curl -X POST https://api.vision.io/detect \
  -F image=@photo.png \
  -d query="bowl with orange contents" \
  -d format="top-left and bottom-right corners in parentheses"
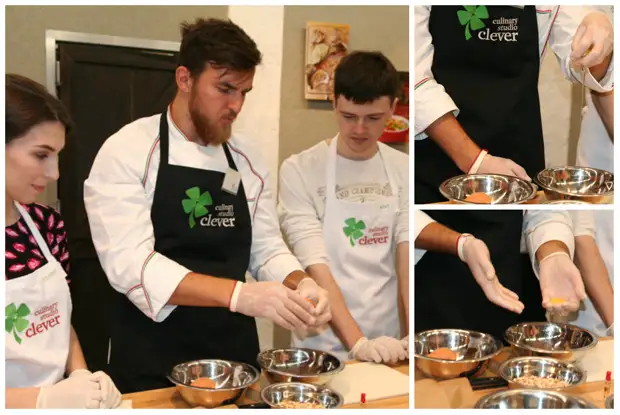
top-left (504, 322), bottom-right (597, 364)
top-left (167, 359), bottom-right (260, 408)
top-left (439, 174), bottom-right (537, 204)
top-left (414, 329), bottom-right (503, 380)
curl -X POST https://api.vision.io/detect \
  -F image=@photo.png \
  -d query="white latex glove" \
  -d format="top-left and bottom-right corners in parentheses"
top-left (461, 236), bottom-right (525, 314)
top-left (296, 277), bottom-right (332, 326)
top-left (400, 335), bottom-right (409, 354)
top-left (69, 369), bottom-right (121, 409)
top-left (350, 336), bottom-right (408, 364)
top-left (36, 373), bottom-right (103, 409)
top-left (232, 281), bottom-right (316, 331)
top-left (571, 11), bottom-right (613, 68)
top-left (539, 252), bottom-right (587, 315)
top-left (477, 153), bottom-right (531, 181)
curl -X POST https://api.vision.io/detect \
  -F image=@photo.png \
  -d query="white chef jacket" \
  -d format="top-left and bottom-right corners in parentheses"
top-left (415, 5), bottom-right (615, 139)
top-left (84, 110), bottom-right (303, 322)
top-left (414, 211), bottom-right (435, 265)
top-left (278, 140), bottom-right (408, 269)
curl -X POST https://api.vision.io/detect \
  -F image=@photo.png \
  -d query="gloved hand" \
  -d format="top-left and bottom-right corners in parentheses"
top-left (232, 281), bottom-right (316, 331)
top-left (400, 335), bottom-right (409, 354)
top-left (539, 252), bottom-right (587, 315)
top-left (350, 336), bottom-right (408, 364)
top-left (36, 373), bottom-right (103, 409)
top-left (477, 154), bottom-right (531, 181)
top-left (461, 235), bottom-right (525, 314)
top-left (296, 278), bottom-right (332, 326)
top-left (571, 11), bottom-right (613, 68)
top-left (69, 369), bottom-right (122, 409)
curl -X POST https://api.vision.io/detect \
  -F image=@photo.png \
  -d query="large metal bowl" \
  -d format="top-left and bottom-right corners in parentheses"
top-left (257, 348), bottom-right (344, 385)
top-left (498, 356), bottom-right (587, 391)
top-left (439, 174), bottom-right (537, 204)
top-left (605, 393), bottom-right (614, 409)
top-left (414, 329), bottom-right (503, 380)
top-left (261, 382), bottom-right (343, 409)
top-left (474, 389), bottom-right (598, 409)
top-left (536, 166), bottom-right (614, 204)
top-left (504, 322), bottom-right (598, 364)
top-left (167, 359), bottom-right (260, 408)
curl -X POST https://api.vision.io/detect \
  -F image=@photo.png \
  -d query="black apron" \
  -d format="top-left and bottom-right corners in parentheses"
top-left (415, 6), bottom-right (546, 341)
top-left (107, 110), bottom-right (260, 393)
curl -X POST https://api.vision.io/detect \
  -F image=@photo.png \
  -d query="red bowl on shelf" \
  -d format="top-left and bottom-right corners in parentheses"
top-left (380, 114), bottom-right (409, 143)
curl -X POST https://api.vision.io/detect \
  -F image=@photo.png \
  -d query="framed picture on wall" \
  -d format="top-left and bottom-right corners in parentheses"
top-left (379, 71), bottom-right (409, 144)
top-left (304, 21), bottom-right (350, 101)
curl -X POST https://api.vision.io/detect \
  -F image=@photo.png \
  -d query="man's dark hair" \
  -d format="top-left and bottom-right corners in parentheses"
top-left (179, 18), bottom-right (262, 77)
top-left (334, 51), bottom-right (400, 104)
top-left (6, 74), bottom-right (73, 144)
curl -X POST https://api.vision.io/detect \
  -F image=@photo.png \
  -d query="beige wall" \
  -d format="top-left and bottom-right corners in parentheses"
top-left (279, 6), bottom-right (409, 164)
top-left (6, 5), bottom-right (228, 205)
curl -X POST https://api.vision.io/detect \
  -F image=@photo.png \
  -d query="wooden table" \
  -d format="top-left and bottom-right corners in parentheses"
top-left (414, 339), bottom-right (613, 409)
top-left (123, 361), bottom-right (410, 409)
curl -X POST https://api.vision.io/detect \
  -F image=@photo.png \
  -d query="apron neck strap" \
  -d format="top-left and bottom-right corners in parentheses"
top-left (13, 202), bottom-right (54, 261)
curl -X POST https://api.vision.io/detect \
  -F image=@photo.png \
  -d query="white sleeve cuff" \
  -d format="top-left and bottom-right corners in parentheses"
top-left (414, 80), bottom-right (460, 140)
top-left (256, 253), bottom-right (304, 283)
top-left (567, 60), bottom-right (614, 93)
top-left (294, 235), bottom-right (330, 270)
top-left (526, 222), bottom-right (575, 279)
top-left (568, 211), bottom-right (596, 238)
top-left (134, 252), bottom-right (191, 322)
top-left (414, 211), bottom-right (436, 241)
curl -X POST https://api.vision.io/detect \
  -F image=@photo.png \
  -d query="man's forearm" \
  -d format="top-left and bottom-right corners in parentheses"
top-left (415, 221), bottom-right (460, 254)
top-left (306, 263), bottom-right (364, 350)
top-left (425, 112), bottom-right (481, 172)
top-left (535, 240), bottom-right (570, 263)
top-left (6, 388), bottom-right (40, 409)
top-left (65, 326), bottom-right (88, 375)
top-left (574, 236), bottom-right (614, 327)
top-left (396, 242), bottom-right (409, 334)
top-left (168, 273), bottom-right (237, 307)
top-left (591, 89), bottom-right (613, 141)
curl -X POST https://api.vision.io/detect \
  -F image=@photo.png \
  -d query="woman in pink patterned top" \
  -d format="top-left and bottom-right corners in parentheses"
top-left (5, 74), bottom-right (120, 409)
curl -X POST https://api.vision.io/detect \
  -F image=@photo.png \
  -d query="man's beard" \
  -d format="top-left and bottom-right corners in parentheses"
top-left (189, 92), bottom-right (232, 146)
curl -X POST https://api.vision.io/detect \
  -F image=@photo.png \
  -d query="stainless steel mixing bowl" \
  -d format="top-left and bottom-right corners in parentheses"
top-left (257, 348), bottom-right (344, 385)
top-left (474, 389), bottom-right (598, 409)
top-left (504, 322), bottom-right (597, 364)
top-left (167, 359), bottom-right (260, 408)
top-left (414, 329), bottom-right (503, 380)
top-left (498, 356), bottom-right (587, 391)
top-left (439, 174), bottom-right (537, 204)
top-left (536, 166), bottom-right (613, 204)
top-left (605, 393), bottom-right (614, 409)
top-left (261, 382), bottom-right (343, 409)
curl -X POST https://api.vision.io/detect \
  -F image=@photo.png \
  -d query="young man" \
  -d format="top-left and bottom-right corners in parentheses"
top-left (278, 51), bottom-right (409, 363)
top-left (83, 18), bottom-right (331, 393)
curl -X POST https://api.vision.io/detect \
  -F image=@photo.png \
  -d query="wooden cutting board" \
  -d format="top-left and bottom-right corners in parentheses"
top-left (328, 362), bottom-right (409, 405)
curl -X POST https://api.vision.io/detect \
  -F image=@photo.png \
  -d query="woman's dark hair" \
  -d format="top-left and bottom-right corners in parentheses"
top-left (179, 18), bottom-right (262, 77)
top-left (334, 51), bottom-right (400, 104)
top-left (6, 74), bottom-right (73, 144)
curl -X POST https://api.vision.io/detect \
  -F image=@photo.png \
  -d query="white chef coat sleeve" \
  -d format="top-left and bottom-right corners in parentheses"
top-left (395, 159), bottom-right (409, 245)
top-left (247, 160), bottom-right (304, 283)
top-left (568, 210), bottom-right (596, 238)
top-left (83, 135), bottom-right (190, 323)
top-left (548, 6), bottom-right (614, 92)
top-left (414, 5), bottom-right (460, 140)
top-left (277, 157), bottom-right (330, 269)
top-left (523, 210), bottom-right (575, 279)
top-left (413, 211), bottom-right (436, 265)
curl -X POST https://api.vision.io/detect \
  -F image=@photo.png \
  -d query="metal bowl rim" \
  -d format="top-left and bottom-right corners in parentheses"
top-left (497, 356), bottom-right (587, 389)
top-left (166, 359), bottom-right (260, 391)
top-left (438, 174), bottom-right (538, 204)
top-left (503, 322), bottom-right (598, 355)
top-left (535, 166), bottom-right (614, 197)
top-left (256, 348), bottom-right (345, 378)
top-left (260, 382), bottom-right (344, 408)
top-left (474, 388), bottom-right (598, 409)
top-left (413, 328), bottom-right (503, 363)
top-left (605, 393), bottom-right (614, 409)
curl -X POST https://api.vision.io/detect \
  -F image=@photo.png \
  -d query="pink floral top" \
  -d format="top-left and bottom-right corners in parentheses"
top-left (5, 203), bottom-right (70, 281)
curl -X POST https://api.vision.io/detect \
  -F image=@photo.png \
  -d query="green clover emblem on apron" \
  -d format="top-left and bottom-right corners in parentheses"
top-left (458, 6), bottom-right (489, 40)
top-left (182, 186), bottom-right (213, 229)
top-left (6, 303), bottom-right (30, 344)
top-left (343, 218), bottom-right (366, 247)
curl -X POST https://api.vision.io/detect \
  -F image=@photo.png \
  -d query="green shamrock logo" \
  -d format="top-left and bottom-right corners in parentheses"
top-left (343, 217), bottom-right (366, 247)
top-left (182, 187), bottom-right (213, 229)
top-left (6, 303), bottom-right (30, 344)
top-left (458, 6), bottom-right (489, 40)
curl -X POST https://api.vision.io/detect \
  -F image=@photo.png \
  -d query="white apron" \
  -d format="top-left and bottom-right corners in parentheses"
top-left (292, 136), bottom-right (400, 361)
top-left (5, 202), bottom-right (72, 387)
top-left (570, 94), bottom-right (614, 336)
